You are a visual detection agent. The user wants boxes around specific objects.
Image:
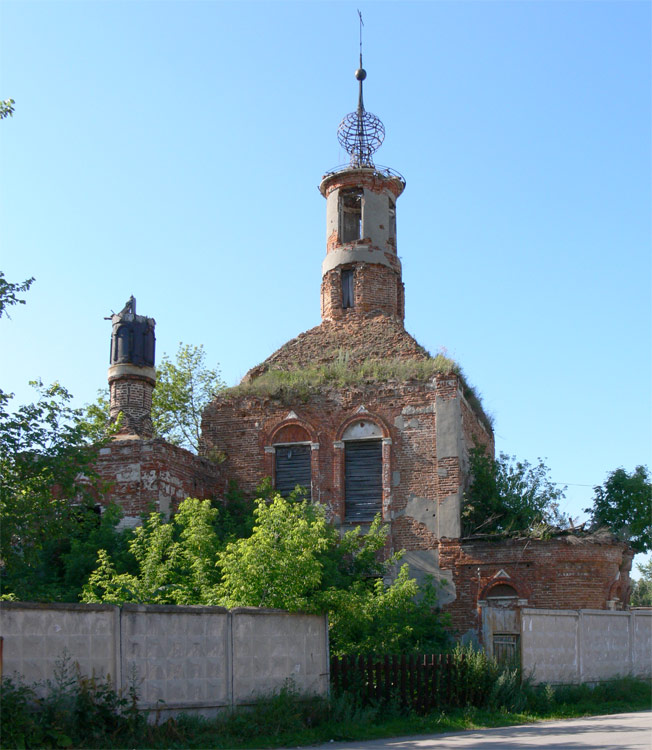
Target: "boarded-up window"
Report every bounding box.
[345,439,382,522]
[275,445,311,499]
[342,269,354,309]
[486,583,518,607]
[339,188,362,242]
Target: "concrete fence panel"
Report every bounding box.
[521,609,578,684]
[231,608,329,704]
[580,611,631,682]
[0,602,119,687]
[0,602,328,715]
[521,607,652,684]
[120,604,231,715]
[632,611,652,678]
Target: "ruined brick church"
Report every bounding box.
[95,61,632,645]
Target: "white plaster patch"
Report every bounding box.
[284,411,298,421]
[401,404,435,416]
[116,464,141,483]
[342,420,382,440]
[142,470,157,491]
[401,550,456,606]
[438,494,462,538]
[493,569,511,579]
[435,396,462,458]
[394,495,436,532]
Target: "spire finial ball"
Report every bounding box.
[355,68,367,81]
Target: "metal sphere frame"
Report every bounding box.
[337,109,385,168]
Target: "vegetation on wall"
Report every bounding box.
[462,446,568,537]
[229,351,493,431]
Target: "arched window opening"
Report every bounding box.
[339,188,363,242]
[341,268,354,309]
[275,444,311,499]
[486,583,518,607]
[272,424,312,500]
[343,420,383,522]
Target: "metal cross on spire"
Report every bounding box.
[337,10,385,167]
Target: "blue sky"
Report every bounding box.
[1,1,650,568]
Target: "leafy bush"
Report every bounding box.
[83,493,451,655]
[0,654,144,749]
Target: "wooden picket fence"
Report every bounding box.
[330,654,468,713]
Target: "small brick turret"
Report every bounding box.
[107,296,156,439]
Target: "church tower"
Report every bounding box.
[319,62,406,322]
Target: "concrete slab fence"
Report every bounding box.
[0,602,329,717]
[521,607,652,684]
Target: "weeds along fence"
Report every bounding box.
[330,654,476,714]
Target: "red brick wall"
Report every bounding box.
[439,536,634,637]
[201,373,489,554]
[109,376,154,438]
[321,263,404,321]
[95,438,223,518]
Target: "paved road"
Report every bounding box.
[310,711,652,750]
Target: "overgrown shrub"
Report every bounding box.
[0,655,145,749]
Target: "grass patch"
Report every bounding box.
[2,669,649,749]
[228,353,493,431]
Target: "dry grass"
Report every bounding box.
[226,354,493,431]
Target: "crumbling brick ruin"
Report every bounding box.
[95,62,633,643]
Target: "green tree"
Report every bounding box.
[83,343,224,453]
[462,447,568,536]
[0,381,130,601]
[216,495,330,610]
[152,343,224,452]
[324,566,450,656]
[83,493,450,654]
[630,560,652,607]
[585,466,651,553]
[82,498,222,605]
[0,271,34,319]
[0,99,15,119]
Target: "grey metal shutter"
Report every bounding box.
[275,445,311,499]
[345,440,382,521]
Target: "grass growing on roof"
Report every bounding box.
[228,353,493,430]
